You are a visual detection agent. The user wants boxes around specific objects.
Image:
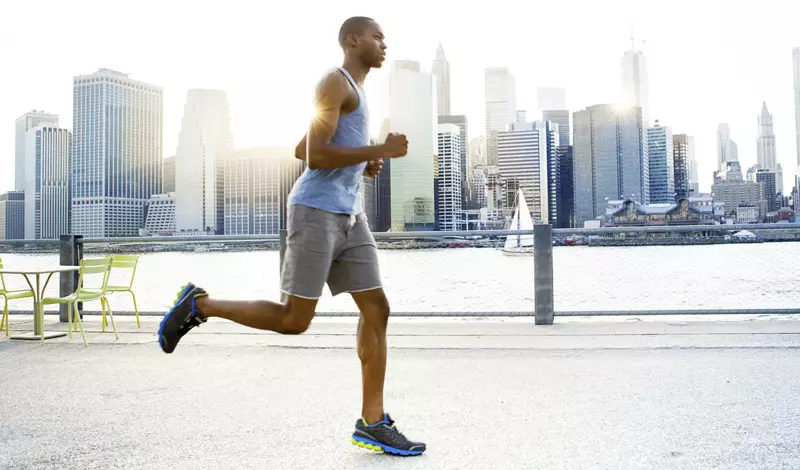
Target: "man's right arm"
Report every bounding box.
[295,72,406,169]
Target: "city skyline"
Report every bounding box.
[2,1,799,195]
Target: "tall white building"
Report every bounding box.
[15,111,59,191]
[438,115,468,206]
[223,148,304,235]
[717,123,739,172]
[647,121,675,203]
[72,69,163,237]
[388,60,437,231]
[757,101,778,171]
[497,111,558,223]
[432,43,451,116]
[793,47,800,167]
[175,89,233,235]
[436,124,462,231]
[621,47,650,127]
[24,126,72,239]
[485,67,517,166]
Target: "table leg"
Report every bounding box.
[10,272,67,342]
[33,274,42,336]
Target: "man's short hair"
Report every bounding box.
[338,16,375,49]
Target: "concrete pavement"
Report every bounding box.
[2,315,800,469]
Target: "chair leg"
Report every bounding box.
[67,303,73,340]
[104,298,119,340]
[75,302,88,347]
[2,297,8,337]
[130,291,140,329]
[101,298,107,333]
[39,303,45,345]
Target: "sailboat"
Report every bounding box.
[501,189,535,255]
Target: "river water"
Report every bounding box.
[1,243,798,314]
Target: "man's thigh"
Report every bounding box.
[327,213,382,296]
[281,205,342,300]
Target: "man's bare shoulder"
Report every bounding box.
[314,68,350,98]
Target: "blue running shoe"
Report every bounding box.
[351,414,426,456]
[157,283,208,354]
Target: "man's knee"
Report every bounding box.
[281,297,316,335]
[356,291,390,328]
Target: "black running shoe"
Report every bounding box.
[351,413,426,456]
[157,283,208,354]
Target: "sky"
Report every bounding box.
[2,0,799,194]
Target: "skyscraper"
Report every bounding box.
[621,46,650,127]
[438,115,468,207]
[793,47,800,167]
[388,60,436,231]
[717,123,739,172]
[470,167,488,208]
[469,136,486,168]
[222,148,303,235]
[162,156,176,193]
[484,67,517,166]
[647,121,675,203]
[542,110,570,147]
[432,43,451,116]
[757,101,778,171]
[673,134,692,199]
[24,126,72,239]
[685,135,699,196]
[556,146,574,228]
[0,191,24,240]
[436,124,462,231]
[15,111,59,191]
[543,109,573,227]
[497,112,559,224]
[756,169,778,213]
[573,104,648,226]
[72,69,163,237]
[175,89,233,234]
[374,118,392,232]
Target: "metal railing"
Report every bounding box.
[2,223,800,322]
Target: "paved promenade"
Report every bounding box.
[2,315,800,469]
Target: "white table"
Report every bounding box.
[0,266,81,341]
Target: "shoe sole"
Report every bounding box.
[350,436,425,456]
[157,283,194,353]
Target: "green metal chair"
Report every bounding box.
[42,257,113,347]
[102,255,140,330]
[0,257,35,337]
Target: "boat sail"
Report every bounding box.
[501,189,535,255]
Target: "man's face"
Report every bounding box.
[356,22,387,68]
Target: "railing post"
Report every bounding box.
[279,229,287,281]
[533,224,554,325]
[59,235,83,322]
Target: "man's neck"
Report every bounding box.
[342,58,369,87]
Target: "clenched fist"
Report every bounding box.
[364,159,384,178]
[382,132,408,158]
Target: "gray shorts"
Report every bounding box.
[280,204,382,299]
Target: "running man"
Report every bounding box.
[157,16,426,456]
